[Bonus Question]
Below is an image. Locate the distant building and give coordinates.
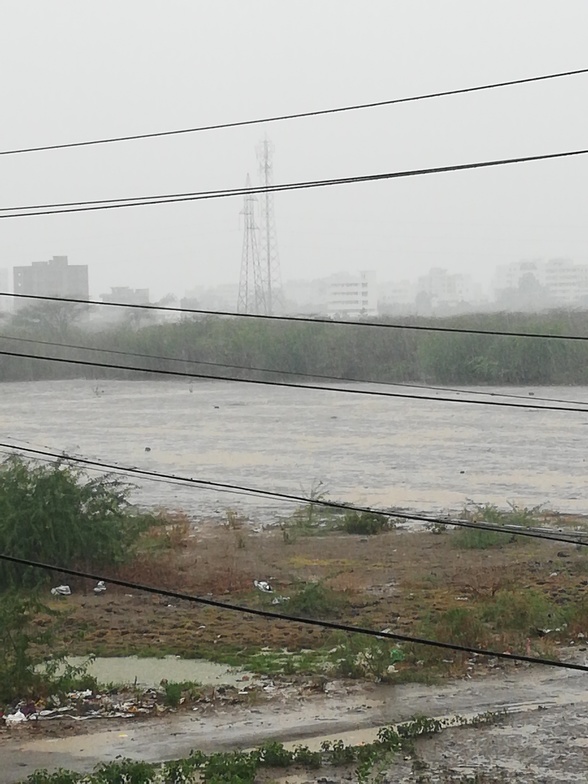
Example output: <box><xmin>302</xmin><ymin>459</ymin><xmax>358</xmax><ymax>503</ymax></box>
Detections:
<box><xmin>13</xmin><ymin>255</ymin><xmax>89</xmax><ymax>309</ymax></box>
<box><xmin>0</xmin><ymin>268</ymin><xmax>11</xmax><ymax>312</ymax></box>
<box><xmin>326</xmin><ymin>271</ymin><xmax>378</xmax><ymax>318</ymax></box>
<box><xmin>378</xmin><ymin>279</ymin><xmax>417</xmax><ymax>314</ymax></box>
<box><xmin>101</xmin><ymin>287</ymin><xmax>150</xmax><ymax>305</ymax></box>
<box><xmin>493</xmin><ymin>258</ymin><xmax>588</xmax><ymax>306</ymax></box>
<box><xmin>183</xmin><ymin>284</ymin><xmax>239</xmax><ymax>313</ymax></box>
<box><xmin>416</xmin><ymin>267</ymin><xmax>478</xmax><ymax>311</ymax></box>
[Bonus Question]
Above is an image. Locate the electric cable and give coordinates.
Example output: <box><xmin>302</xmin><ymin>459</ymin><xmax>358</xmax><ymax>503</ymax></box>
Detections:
<box><xmin>2</xmin><ymin>550</ymin><xmax>587</xmax><ymax>673</ymax></box>
<box><xmin>1</xmin><ymin>345</ymin><xmax>587</xmax><ymax>412</ymax></box>
<box><xmin>2</xmin><ymin>332</ymin><xmax>584</xmax><ymax>409</ymax></box>
<box><xmin>2</xmin><ymin>147</ymin><xmax>588</xmax><ymax>219</ymax></box>
<box><xmin>5</xmin><ymin>291</ymin><xmax>588</xmax><ymax>343</ymax></box>
<box><xmin>3</xmin><ymin>440</ymin><xmax>586</xmax><ymax>548</ymax></box>
<box><xmin>1</xmin><ymin>66</ymin><xmax>587</xmax><ymax>157</ymax></box>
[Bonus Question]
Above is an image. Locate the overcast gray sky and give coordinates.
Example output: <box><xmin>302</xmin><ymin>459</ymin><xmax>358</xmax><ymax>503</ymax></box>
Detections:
<box><xmin>1</xmin><ymin>0</ymin><xmax>588</xmax><ymax>299</ymax></box>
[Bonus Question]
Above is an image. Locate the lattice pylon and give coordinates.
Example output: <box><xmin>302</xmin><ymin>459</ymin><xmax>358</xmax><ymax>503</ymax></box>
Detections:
<box><xmin>237</xmin><ymin>174</ymin><xmax>267</xmax><ymax>314</ymax></box>
<box><xmin>257</xmin><ymin>138</ymin><xmax>283</xmax><ymax>315</ymax></box>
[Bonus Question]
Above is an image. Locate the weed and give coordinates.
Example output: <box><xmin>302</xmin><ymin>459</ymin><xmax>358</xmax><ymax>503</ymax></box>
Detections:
<box><xmin>21</xmin><ymin>714</ymin><xmax>499</xmax><ymax>784</ymax></box>
<box><xmin>163</xmin><ymin>680</ymin><xmax>202</xmax><ymax>707</ymax></box>
<box><xmin>329</xmin><ymin>632</ymin><xmax>405</xmax><ymax>681</ymax></box>
<box><xmin>480</xmin><ymin>589</ymin><xmax>564</xmax><ymax>634</ymax></box>
<box><xmin>453</xmin><ymin>502</ymin><xmax>542</xmax><ymax>550</ymax></box>
<box><xmin>341</xmin><ymin>510</ymin><xmax>394</xmax><ymax>535</ymax></box>
<box><xmin>224</xmin><ymin>508</ymin><xmax>246</xmax><ymax>529</ymax></box>
<box><xmin>256</xmin><ymin>741</ymin><xmax>293</xmax><ymax>767</ymax></box>
<box><xmin>287</xmin><ymin>581</ymin><xmax>347</xmax><ymax>619</ymax></box>
<box><xmin>25</xmin><ymin>771</ymin><xmax>82</xmax><ymax>784</ymax></box>
<box><xmin>92</xmin><ymin>759</ymin><xmax>156</xmax><ymax>783</ymax></box>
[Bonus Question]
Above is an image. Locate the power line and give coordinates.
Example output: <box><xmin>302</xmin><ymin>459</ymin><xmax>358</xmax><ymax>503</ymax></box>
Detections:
<box><xmin>2</xmin><ymin>332</ymin><xmax>584</xmax><ymax>409</ymax></box>
<box><xmin>1</xmin><ymin>345</ymin><xmax>587</xmax><ymax>412</ymax></box>
<box><xmin>2</xmin><ymin>147</ymin><xmax>588</xmax><ymax>219</ymax></box>
<box><xmin>3</xmin><ymin>441</ymin><xmax>586</xmax><ymax>548</ymax></box>
<box><xmin>5</xmin><ymin>291</ymin><xmax>588</xmax><ymax>343</ymax></box>
<box><xmin>1</xmin><ymin>66</ymin><xmax>587</xmax><ymax>157</ymax></box>
<box><xmin>1</xmin><ymin>549</ymin><xmax>587</xmax><ymax>672</ymax></box>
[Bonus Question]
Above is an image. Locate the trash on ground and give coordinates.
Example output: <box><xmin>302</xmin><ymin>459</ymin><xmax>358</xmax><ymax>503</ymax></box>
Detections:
<box><xmin>50</xmin><ymin>585</ymin><xmax>72</xmax><ymax>596</ymax></box>
<box><xmin>93</xmin><ymin>580</ymin><xmax>106</xmax><ymax>595</ymax></box>
<box><xmin>254</xmin><ymin>580</ymin><xmax>273</xmax><ymax>593</ymax></box>
<box><xmin>2</xmin><ymin>679</ymin><xmax>265</xmax><ymax>726</ymax></box>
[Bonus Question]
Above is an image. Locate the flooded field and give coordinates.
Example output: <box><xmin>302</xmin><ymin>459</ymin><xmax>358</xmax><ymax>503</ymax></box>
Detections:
<box><xmin>1</xmin><ymin>378</ymin><xmax>587</xmax><ymax>520</ymax></box>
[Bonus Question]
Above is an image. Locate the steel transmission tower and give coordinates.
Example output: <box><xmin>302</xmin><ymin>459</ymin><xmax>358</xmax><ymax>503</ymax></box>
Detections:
<box><xmin>237</xmin><ymin>174</ymin><xmax>266</xmax><ymax>314</ymax></box>
<box><xmin>256</xmin><ymin>138</ymin><xmax>282</xmax><ymax>314</ymax></box>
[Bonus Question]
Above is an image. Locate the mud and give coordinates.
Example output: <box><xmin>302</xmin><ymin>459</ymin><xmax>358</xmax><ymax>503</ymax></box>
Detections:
<box><xmin>2</xmin><ymin>659</ymin><xmax>588</xmax><ymax>782</ymax></box>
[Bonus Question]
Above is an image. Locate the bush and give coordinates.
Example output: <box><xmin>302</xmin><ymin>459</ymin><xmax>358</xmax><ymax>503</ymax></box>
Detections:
<box><xmin>0</xmin><ymin>592</ymin><xmax>101</xmax><ymax>705</ymax></box>
<box><xmin>0</xmin><ymin>455</ymin><xmax>156</xmax><ymax>589</ymax></box>
<box><xmin>452</xmin><ymin>502</ymin><xmax>539</xmax><ymax>550</ymax></box>
<box><xmin>342</xmin><ymin>511</ymin><xmax>393</xmax><ymax>535</ymax></box>
<box><xmin>287</xmin><ymin>582</ymin><xmax>346</xmax><ymax>619</ymax></box>
<box><xmin>0</xmin><ymin>594</ymin><xmax>53</xmax><ymax>703</ymax></box>
<box><xmin>331</xmin><ymin>633</ymin><xmax>405</xmax><ymax>681</ymax></box>
<box><xmin>480</xmin><ymin>590</ymin><xmax>563</xmax><ymax>633</ymax></box>
<box><xmin>162</xmin><ymin>680</ymin><xmax>202</xmax><ymax>708</ymax></box>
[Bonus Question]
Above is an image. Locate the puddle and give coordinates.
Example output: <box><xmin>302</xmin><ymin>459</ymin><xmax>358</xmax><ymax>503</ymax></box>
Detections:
<box><xmin>57</xmin><ymin>656</ymin><xmax>248</xmax><ymax>688</ymax></box>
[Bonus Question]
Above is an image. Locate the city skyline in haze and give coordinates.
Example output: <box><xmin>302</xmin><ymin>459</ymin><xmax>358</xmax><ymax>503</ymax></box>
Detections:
<box><xmin>1</xmin><ymin>1</ymin><xmax>588</xmax><ymax>300</ymax></box>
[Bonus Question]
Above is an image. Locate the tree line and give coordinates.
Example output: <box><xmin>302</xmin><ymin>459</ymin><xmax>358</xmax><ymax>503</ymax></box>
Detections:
<box><xmin>1</xmin><ymin>301</ymin><xmax>588</xmax><ymax>385</ymax></box>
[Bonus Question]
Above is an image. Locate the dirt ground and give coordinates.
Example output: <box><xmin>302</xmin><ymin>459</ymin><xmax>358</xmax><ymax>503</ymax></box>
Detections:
<box><xmin>4</xmin><ymin>516</ymin><xmax>588</xmax><ymax>782</ymax></box>
<box><xmin>48</xmin><ymin>515</ymin><xmax>588</xmax><ymax>663</ymax></box>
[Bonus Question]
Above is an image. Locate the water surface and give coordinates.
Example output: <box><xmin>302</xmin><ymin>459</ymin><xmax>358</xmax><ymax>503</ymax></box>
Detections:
<box><xmin>1</xmin><ymin>379</ymin><xmax>586</xmax><ymax>519</ymax></box>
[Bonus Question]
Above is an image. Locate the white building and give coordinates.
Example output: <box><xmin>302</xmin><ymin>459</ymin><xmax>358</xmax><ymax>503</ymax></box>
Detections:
<box><xmin>326</xmin><ymin>271</ymin><xmax>378</xmax><ymax>318</ymax></box>
<box><xmin>416</xmin><ymin>267</ymin><xmax>479</xmax><ymax>308</ymax></box>
<box><xmin>494</xmin><ymin>258</ymin><xmax>588</xmax><ymax>305</ymax></box>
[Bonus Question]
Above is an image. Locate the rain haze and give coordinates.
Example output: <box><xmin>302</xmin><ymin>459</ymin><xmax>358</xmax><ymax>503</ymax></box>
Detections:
<box><xmin>1</xmin><ymin>0</ymin><xmax>588</xmax><ymax>302</ymax></box>
<box><xmin>5</xmin><ymin>5</ymin><xmax>588</xmax><ymax>780</ymax></box>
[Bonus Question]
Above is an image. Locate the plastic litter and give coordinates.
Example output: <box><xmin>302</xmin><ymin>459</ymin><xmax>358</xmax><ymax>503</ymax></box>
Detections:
<box><xmin>271</xmin><ymin>595</ymin><xmax>290</xmax><ymax>604</ymax></box>
<box><xmin>93</xmin><ymin>580</ymin><xmax>106</xmax><ymax>595</ymax></box>
<box><xmin>5</xmin><ymin>710</ymin><xmax>26</xmax><ymax>724</ymax></box>
<box><xmin>50</xmin><ymin>585</ymin><xmax>72</xmax><ymax>596</ymax></box>
<box><xmin>254</xmin><ymin>580</ymin><xmax>273</xmax><ymax>593</ymax></box>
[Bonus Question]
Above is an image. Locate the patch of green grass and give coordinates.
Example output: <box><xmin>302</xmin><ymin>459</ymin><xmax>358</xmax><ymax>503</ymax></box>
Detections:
<box><xmin>480</xmin><ymin>589</ymin><xmax>564</xmax><ymax>634</ymax></box>
<box><xmin>452</xmin><ymin>502</ymin><xmax>541</xmax><ymax>549</ymax></box>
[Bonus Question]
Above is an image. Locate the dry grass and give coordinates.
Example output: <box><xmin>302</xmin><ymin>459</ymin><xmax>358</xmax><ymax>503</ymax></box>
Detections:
<box><xmin>53</xmin><ymin>521</ymin><xmax>588</xmax><ymax>673</ymax></box>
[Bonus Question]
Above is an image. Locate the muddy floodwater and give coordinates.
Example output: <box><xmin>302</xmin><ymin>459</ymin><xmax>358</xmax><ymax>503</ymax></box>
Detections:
<box><xmin>55</xmin><ymin>656</ymin><xmax>246</xmax><ymax>689</ymax></box>
<box><xmin>1</xmin><ymin>378</ymin><xmax>587</xmax><ymax>519</ymax></box>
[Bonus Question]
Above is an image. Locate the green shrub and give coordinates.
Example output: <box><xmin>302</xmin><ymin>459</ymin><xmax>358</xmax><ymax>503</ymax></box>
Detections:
<box><xmin>481</xmin><ymin>590</ymin><xmax>563</xmax><ymax>633</ymax></box>
<box><xmin>0</xmin><ymin>455</ymin><xmax>156</xmax><ymax>589</ymax></box>
<box><xmin>256</xmin><ymin>742</ymin><xmax>293</xmax><ymax>767</ymax></box>
<box><xmin>287</xmin><ymin>582</ymin><xmax>346</xmax><ymax>619</ymax></box>
<box><xmin>162</xmin><ymin>680</ymin><xmax>201</xmax><ymax>708</ymax></box>
<box><xmin>330</xmin><ymin>633</ymin><xmax>405</xmax><ymax>681</ymax></box>
<box><xmin>416</xmin><ymin>607</ymin><xmax>490</xmax><ymax>661</ymax></box>
<box><xmin>342</xmin><ymin>511</ymin><xmax>393</xmax><ymax>535</ymax></box>
<box><xmin>452</xmin><ymin>502</ymin><xmax>539</xmax><ymax>550</ymax></box>
<box><xmin>0</xmin><ymin>594</ymin><xmax>55</xmax><ymax>703</ymax></box>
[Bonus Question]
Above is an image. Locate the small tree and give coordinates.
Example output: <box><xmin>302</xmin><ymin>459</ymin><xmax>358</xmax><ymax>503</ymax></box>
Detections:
<box><xmin>0</xmin><ymin>456</ymin><xmax>151</xmax><ymax>589</ymax></box>
<box><xmin>0</xmin><ymin>594</ymin><xmax>54</xmax><ymax>702</ymax></box>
